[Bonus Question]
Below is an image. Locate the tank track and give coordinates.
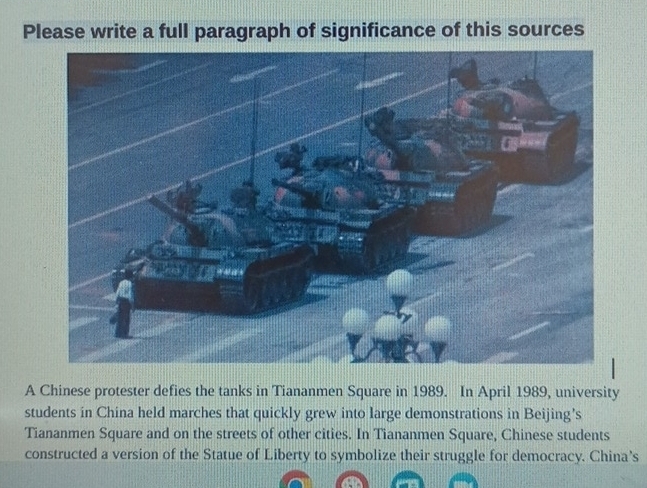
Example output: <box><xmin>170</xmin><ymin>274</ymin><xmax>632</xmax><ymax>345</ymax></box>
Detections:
<box><xmin>520</xmin><ymin>114</ymin><xmax>579</xmax><ymax>183</ymax></box>
<box><xmin>335</xmin><ymin>208</ymin><xmax>414</xmax><ymax>273</ymax></box>
<box><xmin>220</xmin><ymin>245</ymin><xmax>314</xmax><ymax>314</ymax></box>
<box><xmin>132</xmin><ymin>273</ymin><xmax>220</xmax><ymax>312</ymax></box>
<box><xmin>121</xmin><ymin>245</ymin><xmax>313</xmax><ymax>315</ymax></box>
<box><xmin>414</xmin><ymin>167</ymin><xmax>499</xmax><ymax>236</ymax></box>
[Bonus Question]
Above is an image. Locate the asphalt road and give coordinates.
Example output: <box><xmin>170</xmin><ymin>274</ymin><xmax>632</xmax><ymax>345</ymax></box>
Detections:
<box><xmin>67</xmin><ymin>51</ymin><xmax>593</xmax><ymax>363</ymax></box>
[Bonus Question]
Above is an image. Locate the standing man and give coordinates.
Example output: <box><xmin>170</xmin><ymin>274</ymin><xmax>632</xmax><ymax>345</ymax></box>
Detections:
<box><xmin>114</xmin><ymin>269</ymin><xmax>135</xmax><ymax>339</ymax></box>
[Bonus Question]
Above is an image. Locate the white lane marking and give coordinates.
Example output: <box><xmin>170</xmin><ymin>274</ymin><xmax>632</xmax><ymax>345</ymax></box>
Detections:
<box><xmin>409</xmin><ymin>291</ymin><xmax>440</xmax><ymax>308</ymax></box>
<box><xmin>579</xmin><ymin>224</ymin><xmax>593</xmax><ymax>233</ymax></box>
<box><xmin>138</xmin><ymin>317</ymin><xmax>186</xmax><ymax>338</ymax></box>
<box><xmin>230</xmin><ymin>65</ymin><xmax>276</xmax><ymax>82</ymax></box>
<box><xmin>75</xmin><ymin>316</ymin><xmax>186</xmax><ymax>362</ymax></box>
<box><xmin>356</xmin><ymin>72</ymin><xmax>403</xmax><ymax>89</ymax></box>
<box><xmin>70</xmin><ymin>316</ymin><xmax>98</xmax><ymax>331</ymax></box>
<box><xmin>103</xmin><ymin>292</ymin><xmax>116</xmax><ymax>301</ymax></box>
<box><xmin>70</xmin><ymin>62</ymin><xmax>213</xmax><ymax>115</ymax></box>
<box><xmin>76</xmin><ymin>338</ymin><xmax>141</xmax><ymax>362</ymax></box>
<box><xmin>491</xmin><ymin>252</ymin><xmax>535</xmax><ymax>271</ymax></box>
<box><xmin>70</xmin><ymin>305</ymin><xmax>114</xmax><ymax>312</ymax></box>
<box><xmin>508</xmin><ymin>321</ymin><xmax>550</xmax><ymax>341</ymax></box>
<box><xmin>94</xmin><ymin>60</ymin><xmax>167</xmax><ymax>74</ymax></box>
<box><xmin>69</xmin><ymin>69</ymin><xmax>338</xmax><ymax>172</ymax></box>
<box><xmin>175</xmin><ymin>328</ymin><xmax>261</xmax><ymax>362</ymax></box>
<box><xmin>279</xmin><ymin>333</ymin><xmax>348</xmax><ymax>363</ymax></box>
<box><xmin>550</xmin><ymin>81</ymin><xmax>592</xmax><ymax>103</ymax></box>
<box><xmin>497</xmin><ymin>183</ymin><xmax>520</xmax><ymax>195</ymax></box>
<box><xmin>482</xmin><ymin>351</ymin><xmax>518</xmax><ymax>363</ymax></box>
<box><xmin>69</xmin><ymin>79</ymin><xmax>448</xmax><ymax>232</ymax></box>
<box><xmin>69</xmin><ymin>272</ymin><xmax>113</xmax><ymax>292</ymax></box>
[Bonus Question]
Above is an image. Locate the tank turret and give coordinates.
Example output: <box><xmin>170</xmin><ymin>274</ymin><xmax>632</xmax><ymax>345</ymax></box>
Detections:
<box><xmin>111</xmin><ymin>181</ymin><xmax>313</xmax><ymax>314</ymax></box>
<box><xmin>365</xmin><ymin>106</ymin><xmax>469</xmax><ymax>172</ymax></box>
<box><xmin>271</xmin><ymin>159</ymin><xmax>381</xmax><ymax>212</ymax></box>
<box><xmin>364</xmin><ymin>106</ymin><xmax>499</xmax><ymax>236</ymax></box>
<box><xmin>446</xmin><ymin>58</ymin><xmax>580</xmax><ymax>182</ymax></box>
<box><xmin>265</xmin><ymin>145</ymin><xmax>413</xmax><ymax>273</ymax></box>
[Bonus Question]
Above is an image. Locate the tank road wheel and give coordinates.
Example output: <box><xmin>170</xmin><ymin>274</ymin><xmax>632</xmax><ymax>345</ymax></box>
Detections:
<box><xmin>436</xmin><ymin>201</ymin><xmax>461</xmax><ymax>236</ymax></box>
<box><xmin>275</xmin><ymin>270</ymin><xmax>291</xmax><ymax>304</ymax></box>
<box><xmin>267</xmin><ymin>273</ymin><xmax>282</xmax><ymax>305</ymax></box>
<box><xmin>396</xmin><ymin>232</ymin><xmax>410</xmax><ymax>258</ymax></box>
<box><xmin>413</xmin><ymin>204</ymin><xmax>435</xmax><ymax>235</ymax></box>
<box><xmin>293</xmin><ymin>265</ymin><xmax>310</xmax><ymax>298</ymax></box>
<box><xmin>281</xmin><ymin>269</ymin><xmax>296</xmax><ymax>301</ymax></box>
<box><xmin>384</xmin><ymin>239</ymin><xmax>395</xmax><ymax>262</ymax></box>
<box><xmin>258</xmin><ymin>276</ymin><xmax>272</xmax><ymax>310</ymax></box>
<box><xmin>358</xmin><ymin>235</ymin><xmax>378</xmax><ymax>273</ymax></box>
<box><xmin>372</xmin><ymin>239</ymin><xmax>385</xmax><ymax>268</ymax></box>
<box><xmin>285</xmin><ymin>267</ymin><xmax>306</xmax><ymax>301</ymax></box>
<box><xmin>243</xmin><ymin>276</ymin><xmax>261</xmax><ymax>314</ymax></box>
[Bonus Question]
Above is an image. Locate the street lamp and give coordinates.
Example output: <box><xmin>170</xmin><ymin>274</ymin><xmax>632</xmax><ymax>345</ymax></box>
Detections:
<box><xmin>386</xmin><ymin>268</ymin><xmax>413</xmax><ymax>314</ymax></box>
<box><xmin>342</xmin><ymin>269</ymin><xmax>452</xmax><ymax>363</ymax></box>
<box><xmin>424</xmin><ymin>316</ymin><xmax>452</xmax><ymax>363</ymax></box>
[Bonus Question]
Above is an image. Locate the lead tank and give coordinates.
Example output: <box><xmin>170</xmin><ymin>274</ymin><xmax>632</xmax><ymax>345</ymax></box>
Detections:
<box><xmin>364</xmin><ymin>106</ymin><xmax>499</xmax><ymax>236</ymax></box>
<box><xmin>265</xmin><ymin>145</ymin><xmax>414</xmax><ymax>273</ymax></box>
<box><xmin>445</xmin><ymin>58</ymin><xmax>580</xmax><ymax>182</ymax></box>
<box><xmin>111</xmin><ymin>181</ymin><xmax>314</xmax><ymax>314</ymax></box>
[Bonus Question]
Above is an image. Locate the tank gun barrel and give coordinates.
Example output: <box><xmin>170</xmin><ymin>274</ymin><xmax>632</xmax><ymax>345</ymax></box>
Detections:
<box><xmin>147</xmin><ymin>194</ymin><xmax>206</xmax><ymax>246</ymax></box>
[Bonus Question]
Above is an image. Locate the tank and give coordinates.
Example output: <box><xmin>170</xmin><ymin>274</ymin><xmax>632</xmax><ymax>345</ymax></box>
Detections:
<box><xmin>265</xmin><ymin>144</ymin><xmax>414</xmax><ymax>273</ymax></box>
<box><xmin>364</xmin><ymin>106</ymin><xmax>499</xmax><ymax>236</ymax></box>
<box><xmin>445</xmin><ymin>58</ymin><xmax>580</xmax><ymax>182</ymax></box>
<box><xmin>111</xmin><ymin>181</ymin><xmax>314</xmax><ymax>314</ymax></box>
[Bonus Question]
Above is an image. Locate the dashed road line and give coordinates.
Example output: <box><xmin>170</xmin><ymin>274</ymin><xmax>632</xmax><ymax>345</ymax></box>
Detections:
<box><xmin>356</xmin><ymin>72</ymin><xmax>403</xmax><ymax>89</ymax></box>
<box><xmin>70</xmin><ymin>316</ymin><xmax>98</xmax><ymax>331</ymax></box>
<box><xmin>409</xmin><ymin>291</ymin><xmax>440</xmax><ymax>308</ymax></box>
<box><xmin>482</xmin><ymin>351</ymin><xmax>519</xmax><ymax>363</ymax></box>
<box><xmin>579</xmin><ymin>224</ymin><xmax>593</xmax><ymax>233</ymax></box>
<box><xmin>76</xmin><ymin>337</ymin><xmax>143</xmax><ymax>362</ymax></box>
<box><xmin>91</xmin><ymin>60</ymin><xmax>167</xmax><ymax>75</ymax></box>
<box><xmin>497</xmin><ymin>183</ymin><xmax>521</xmax><ymax>195</ymax></box>
<box><xmin>175</xmin><ymin>329</ymin><xmax>261</xmax><ymax>362</ymax></box>
<box><xmin>550</xmin><ymin>81</ymin><xmax>592</xmax><ymax>103</ymax></box>
<box><xmin>70</xmin><ymin>305</ymin><xmax>114</xmax><ymax>312</ymax></box>
<box><xmin>69</xmin><ymin>272</ymin><xmax>113</xmax><ymax>292</ymax></box>
<box><xmin>279</xmin><ymin>334</ymin><xmax>348</xmax><ymax>363</ymax></box>
<box><xmin>230</xmin><ymin>66</ymin><xmax>276</xmax><ymax>82</ymax></box>
<box><xmin>69</xmin><ymin>69</ymin><xmax>338</xmax><ymax>172</ymax></box>
<box><xmin>491</xmin><ymin>252</ymin><xmax>535</xmax><ymax>271</ymax></box>
<box><xmin>70</xmin><ymin>61</ymin><xmax>213</xmax><ymax>115</ymax></box>
<box><xmin>508</xmin><ymin>321</ymin><xmax>550</xmax><ymax>341</ymax></box>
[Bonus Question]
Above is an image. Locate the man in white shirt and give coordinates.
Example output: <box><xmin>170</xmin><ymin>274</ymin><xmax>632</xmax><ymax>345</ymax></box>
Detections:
<box><xmin>114</xmin><ymin>269</ymin><xmax>135</xmax><ymax>339</ymax></box>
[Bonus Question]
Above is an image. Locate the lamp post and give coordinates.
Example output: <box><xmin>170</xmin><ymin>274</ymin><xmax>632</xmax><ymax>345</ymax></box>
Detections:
<box><xmin>424</xmin><ymin>315</ymin><xmax>452</xmax><ymax>363</ymax></box>
<box><xmin>342</xmin><ymin>269</ymin><xmax>451</xmax><ymax>363</ymax></box>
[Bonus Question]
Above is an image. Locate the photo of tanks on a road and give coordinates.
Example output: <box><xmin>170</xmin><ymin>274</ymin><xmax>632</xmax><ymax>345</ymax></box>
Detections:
<box><xmin>68</xmin><ymin>51</ymin><xmax>592</xmax><ymax>364</ymax></box>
